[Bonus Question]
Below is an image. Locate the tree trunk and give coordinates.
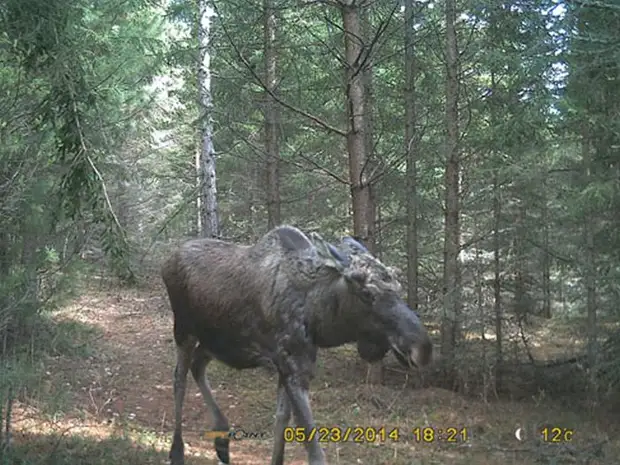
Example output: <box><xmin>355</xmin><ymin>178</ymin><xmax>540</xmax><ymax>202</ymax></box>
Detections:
<box><xmin>195</xmin><ymin>147</ymin><xmax>201</xmax><ymax>235</ymax></box>
<box><xmin>404</xmin><ymin>0</ymin><xmax>418</xmax><ymax>311</ymax></box>
<box><xmin>115</xmin><ymin>178</ymin><xmax>129</xmax><ymax>232</ymax></box>
<box><xmin>342</xmin><ymin>2</ymin><xmax>371</xmax><ymax>247</ymax></box>
<box><xmin>493</xmin><ymin>172</ymin><xmax>503</xmax><ymax>387</ymax></box>
<box><xmin>475</xmin><ymin>220</ymin><xmax>489</xmax><ymax>400</ymax></box>
<box><xmin>541</xmin><ymin>180</ymin><xmax>551</xmax><ymax>318</ymax></box>
<box><xmin>489</xmin><ymin>67</ymin><xmax>503</xmax><ymax>388</ymax></box>
<box><xmin>441</xmin><ymin>0</ymin><xmax>461</xmax><ymax>383</ymax></box>
<box><xmin>582</xmin><ymin>132</ymin><xmax>598</xmax><ymax>401</ymax></box>
<box><xmin>360</xmin><ymin>3</ymin><xmax>381</xmax><ymax>384</ymax></box>
<box><xmin>514</xmin><ymin>201</ymin><xmax>528</xmax><ymax>325</ymax></box>
<box><xmin>341</xmin><ymin>0</ymin><xmax>380</xmax><ymax>383</ymax></box>
<box><xmin>514</xmin><ymin>201</ymin><xmax>524</xmax><ymax>310</ymax></box>
<box><xmin>361</xmin><ymin>6</ymin><xmax>376</xmax><ymax>254</ymax></box>
<box><xmin>197</xmin><ymin>0</ymin><xmax>219</xmax><ymax>239</ymax></box>
<box><xmin>0</xmin><ymin>231</ymin><xmax>9</xmax><ymax>277</ymax></box>
<box><xmin>560</xmin><ymin>263</ymin><xmax>567</xmax><ymax>314</ymax></box>
<box><xmin>263</xmin><ymin>0</ymin><xmax>281</xmax><ymax>230</ymax></box>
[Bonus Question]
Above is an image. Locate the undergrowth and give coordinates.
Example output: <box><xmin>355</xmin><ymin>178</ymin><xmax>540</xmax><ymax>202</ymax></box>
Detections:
<box><xmin>0</xmin><ymin>260</ymin><xmax>104</xmax><ymax>462</ymax></box>
<box><xmin>1</xmin><ymin>433</ymin><xmax>166</xmax><ymax>465</ymax></box>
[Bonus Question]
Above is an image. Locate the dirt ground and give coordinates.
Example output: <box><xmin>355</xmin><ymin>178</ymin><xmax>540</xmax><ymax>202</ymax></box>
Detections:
<box><xmin>10</xmin><ymin>283</ymin><xmax>620</xmax><ymax>464</ymax></box>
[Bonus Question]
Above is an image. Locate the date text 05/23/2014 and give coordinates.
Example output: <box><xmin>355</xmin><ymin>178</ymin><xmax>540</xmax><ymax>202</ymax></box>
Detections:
<box><xmin>282</xmin><ymin>426</ymin><xmax>469</xmax><ymax>444</ymax></box>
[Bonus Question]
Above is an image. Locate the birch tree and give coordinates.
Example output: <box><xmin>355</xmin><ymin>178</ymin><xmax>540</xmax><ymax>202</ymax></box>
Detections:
<box><xmin>197</xmin><ymin>0</ymin><xmax>220</xmax><ymax>238</ymax></box>
<box><xmin>264</xmin><ymin>0</ymin><xmax>281</xmax><ymax>229</ymax></box>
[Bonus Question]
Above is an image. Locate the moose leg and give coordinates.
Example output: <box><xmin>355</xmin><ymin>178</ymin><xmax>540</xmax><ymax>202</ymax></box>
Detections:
<box><xmin>283</xmin><ymin>379</ymin><xmax>325</xmax><ymax>465</ymax></box>
<box><xmin>270</xmin><ymin>378</ymin><xmax>292</xmax><ymax>465</ymax></box>
<box><xmin>191</xmin><ymin>345</ymin><xmax>230</xmax><ymax>465</ymax></box>
<box><xmin>170</xmin><ymin>336</ymin><xmax>196</xmax><ymax>465</ymax></box>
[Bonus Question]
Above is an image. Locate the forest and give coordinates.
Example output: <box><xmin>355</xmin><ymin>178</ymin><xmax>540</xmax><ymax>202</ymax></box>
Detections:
<box><xmin>0</xmin><ymin>0</ymin><xmax>619</xmax><ymax>463</ymax></box>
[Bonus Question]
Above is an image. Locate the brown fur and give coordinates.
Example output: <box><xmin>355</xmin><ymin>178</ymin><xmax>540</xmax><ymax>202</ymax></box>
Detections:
<box><xmin>162</xmin><ymin>225</ymin><xmax>432</xmax><ymax>465</ymax></box>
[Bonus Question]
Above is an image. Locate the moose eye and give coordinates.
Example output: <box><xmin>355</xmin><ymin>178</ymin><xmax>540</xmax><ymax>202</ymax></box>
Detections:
<box><xmin>359</xmin><ymin>288</ymin><xmax>374</xmax><ymax>303</ymax></box>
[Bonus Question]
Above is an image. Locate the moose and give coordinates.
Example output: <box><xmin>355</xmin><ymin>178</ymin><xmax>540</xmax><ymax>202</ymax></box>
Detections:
<box><xmin>161</xmin><ymin>225</ymin><xmax>433</xmax><ymax>465</ymax></box>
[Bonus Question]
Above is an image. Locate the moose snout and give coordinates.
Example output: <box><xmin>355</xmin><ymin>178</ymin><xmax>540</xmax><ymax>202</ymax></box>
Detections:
<box><xmin>390</xmin><ymin>302</ymin><xmax>433</xmax><ymax>369</ymax></box>
<box><xmin>410</xmin><ymin>336</ymin><xmax>433</xmax><ymax>367</ymax></box>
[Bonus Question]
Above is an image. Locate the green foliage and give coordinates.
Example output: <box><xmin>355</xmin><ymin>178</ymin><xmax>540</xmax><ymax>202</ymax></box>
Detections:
<box><xmin>156</xmin><ymin>2</ymin><xmax>619</xmax><ymax>378</ymax></box>
<box><xmin>0</xmin><ymin>0</ymin><xmax>167</xmax><ymax>356</ymax></box>
<box><xmin>1</xmin><ymin>0</ymin><xmax>619</xmax><ymax>414</ymax></box>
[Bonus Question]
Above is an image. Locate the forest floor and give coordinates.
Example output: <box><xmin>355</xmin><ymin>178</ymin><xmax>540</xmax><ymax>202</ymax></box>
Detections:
<box><xmin>6</xmin><ymin>279</ymin><xmax>620</xmax><ymax>465</ymax></box>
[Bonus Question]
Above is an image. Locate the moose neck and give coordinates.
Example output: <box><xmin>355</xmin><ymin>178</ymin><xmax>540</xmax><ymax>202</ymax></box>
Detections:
<box><xmin>306</xmin><ymin>280</ymin><xmax>365</xmax><ymax>348</ymax></box>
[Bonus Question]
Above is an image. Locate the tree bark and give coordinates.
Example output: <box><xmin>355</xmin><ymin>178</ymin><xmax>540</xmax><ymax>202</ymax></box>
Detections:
<box><xmin>475</xmin><ymin>219</ymin><xmax>489</xmax><ymax>400</ymax></box>
<box><xmin>582</xmin><ymin>132</ymin><xmax>598</xmax><ymax>401</ymax></box>
<box><xmin>514</xmin><ymin>200</ymin><xmax>528</xmax><ymax>325</ymax></box>
<box><xmin>541</xmin><ymin>179</ymin><xmax>551</xmax><ymax>318</ymax></box>
<box><xmin>195</xmin><ymin>147</ymin><xmax>201</xmax><ymax>235</ymax></box>
<box><xmin>342</xmin><ymin>2</ymin><xmax>371</xmax><ymax>247</ymax></box>
<box><xmin>404</xmin><ymin>0</ymin><xmax>418</xmax><ymax>311</ymax></box>
<box><xmin>115</xmin><ymin>178</ymin><xmax>129</xmax><ymax>232</ymax></box>
<box><xmin>489</xmin><ymin>67</ymin><xmax>503</xmax><ymax>387</ymax></box>
<box><xmin>341</xmin><ymin>0</ymin><xmax>380</xmax><ymax>383</ymax></box>
<box><xmin>360</xmin><ymin>3</ymin><xmax>381</xmax><ymax>384</ymax></box>
<box><xmin>441</xmin><ymin>0</ymin><xmax>462</xmax><ymax>381</ymax></box>
<box><xmin>493</xmin><ymin>171</ymin><xmax>503</xmax><ymax>386</ymax></box>
<box><xmin>263</xmin><ymin>0</ymin><xmax>281</xmax><ymax>230</ymax></box>
<box><xmin>197</xmin><ymin>0</ymin><xmax>219</xmax><ymax>239</ymax></box>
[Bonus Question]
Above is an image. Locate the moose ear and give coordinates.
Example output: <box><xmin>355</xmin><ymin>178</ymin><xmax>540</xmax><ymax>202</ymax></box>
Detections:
<box><xmin>342</xmin><ymin>236</ymin><xmax>369</xmax><ymax>254</ymax></box>
<box><xmin>310</xmin><ymin>232</ymin><xmax>348</xmax><ymax>271</ymax></box>
<box><xmin>327</xmin><ymin>243</ymin><xmax>350</xmax><ymax>266</ymax></box>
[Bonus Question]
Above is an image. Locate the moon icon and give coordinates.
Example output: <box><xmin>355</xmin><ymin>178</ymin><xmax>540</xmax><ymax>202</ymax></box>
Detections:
<box><xmin>515</xmin><ymin>428</ymin><xmax>524</xmax><ymax>441</ymax></box>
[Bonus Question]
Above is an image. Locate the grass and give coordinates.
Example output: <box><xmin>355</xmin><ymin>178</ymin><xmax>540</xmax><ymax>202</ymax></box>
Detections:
<box><xmin>4</xmin><ymin>432</ymin><xmax>166</xmax><ymax>465</ymax></box>
<box><xmin>0</xmin><ymin>277</ymin><xmax>618</xmax><ymax>464</ymax></box>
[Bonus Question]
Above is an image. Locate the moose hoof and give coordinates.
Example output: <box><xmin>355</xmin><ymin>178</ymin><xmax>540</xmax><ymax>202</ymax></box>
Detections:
<box><xmin>215</xmin><ymin>437</ymin><xmax>230</xmax><ymax>464</ymax></box>
<box><xmin>169</xmin><ymin>445</ymin><xmax>184</xmax><ymax>465</ymax></box>
<box><xmin>169</xmin><ymin>456</ymin><xmax>184</xmax><ymax>465</ymax></box>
